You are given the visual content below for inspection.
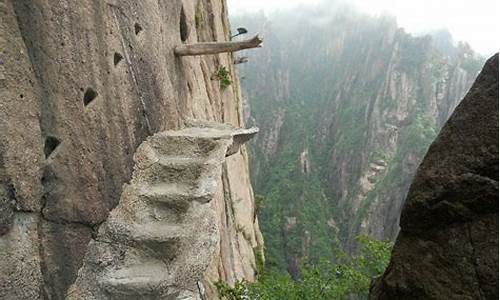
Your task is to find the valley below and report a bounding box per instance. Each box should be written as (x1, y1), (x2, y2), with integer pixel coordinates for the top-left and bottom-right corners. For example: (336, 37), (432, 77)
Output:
(233, 4), (485, 274)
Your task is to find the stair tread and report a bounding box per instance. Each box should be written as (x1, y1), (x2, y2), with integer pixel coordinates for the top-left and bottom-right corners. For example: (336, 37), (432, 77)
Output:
(100, 263), (171, 291)
(159, 126), (259, 139)
(126, 223), (187, 242)
(157, 156), (208, 165)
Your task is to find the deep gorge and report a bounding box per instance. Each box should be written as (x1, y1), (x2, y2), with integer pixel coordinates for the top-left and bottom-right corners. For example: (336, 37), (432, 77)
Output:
(233, 5), (484, 274)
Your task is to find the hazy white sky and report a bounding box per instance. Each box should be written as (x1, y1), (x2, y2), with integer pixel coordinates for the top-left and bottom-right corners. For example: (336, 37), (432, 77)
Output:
(227, 0), (499, 55)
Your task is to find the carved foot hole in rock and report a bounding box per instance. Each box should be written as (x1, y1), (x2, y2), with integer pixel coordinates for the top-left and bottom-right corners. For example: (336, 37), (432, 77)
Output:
(83, 88), (98, 106)
(134, 23), (143, 35)
(180, 7), (189, 42)
(114, 52), (123, 66)
(44, 136), (61, 158)
(19, 94), (24, 98)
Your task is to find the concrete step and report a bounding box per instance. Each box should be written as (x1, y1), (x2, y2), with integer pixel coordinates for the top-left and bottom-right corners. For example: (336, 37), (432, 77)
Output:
(146, 125), (258, 158)
(138, 182), (216, 210)
(71, 121), (259, 299)
(102, 222), (187, 259)
(127, 223), (187, 259)
(145, 134), (226, 159)
(135, 156), (216, 186)
(99, 263), (170, 296)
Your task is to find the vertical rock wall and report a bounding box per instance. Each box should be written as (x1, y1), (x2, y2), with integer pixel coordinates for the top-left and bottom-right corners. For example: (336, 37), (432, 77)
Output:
(370, 54), (498, 300)
(0, 0), (262, 299)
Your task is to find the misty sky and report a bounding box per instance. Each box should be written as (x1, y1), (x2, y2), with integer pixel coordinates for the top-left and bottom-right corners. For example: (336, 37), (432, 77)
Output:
(227, 0), (499, 55)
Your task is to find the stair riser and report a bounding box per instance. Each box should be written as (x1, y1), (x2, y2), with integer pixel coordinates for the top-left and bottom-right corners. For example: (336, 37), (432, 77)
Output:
(141, 194), (212, 212)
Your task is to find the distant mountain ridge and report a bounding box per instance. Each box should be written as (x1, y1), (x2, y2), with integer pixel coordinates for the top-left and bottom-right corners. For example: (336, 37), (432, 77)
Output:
(233, 4), (484, 273)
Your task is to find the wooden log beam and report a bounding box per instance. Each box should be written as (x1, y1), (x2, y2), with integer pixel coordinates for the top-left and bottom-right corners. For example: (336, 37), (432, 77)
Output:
(175, 34), (263, 57)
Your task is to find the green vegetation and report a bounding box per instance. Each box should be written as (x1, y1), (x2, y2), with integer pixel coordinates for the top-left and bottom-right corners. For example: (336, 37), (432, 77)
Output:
(254, 194), (265, 215)
(194, 1), (204, 29)
(214, 66), (232, 90)
(216, 236), (393, 300)
(254, 245), (265, 275)
(233, 4), (484, 289)
(195, 15), (202, 28)
(253, 106), (336, 270)
(353, 112), (439, 230)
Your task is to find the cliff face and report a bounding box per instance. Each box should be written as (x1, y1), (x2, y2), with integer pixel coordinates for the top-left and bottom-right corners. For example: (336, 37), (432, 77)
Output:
(234, 7), (483, 272)
(0, 0), (262, 299)
(370, 53), (498, 300)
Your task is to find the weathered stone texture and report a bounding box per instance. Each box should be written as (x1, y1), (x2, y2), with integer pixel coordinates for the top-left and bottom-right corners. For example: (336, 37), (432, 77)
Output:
(369, 54), (498, 300)
(0, 0), (262, 298)
(68, 123), (257, 299)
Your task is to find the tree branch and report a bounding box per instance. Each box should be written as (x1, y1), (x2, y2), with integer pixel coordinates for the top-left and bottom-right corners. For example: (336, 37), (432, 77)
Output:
(174, 34), (263, 57)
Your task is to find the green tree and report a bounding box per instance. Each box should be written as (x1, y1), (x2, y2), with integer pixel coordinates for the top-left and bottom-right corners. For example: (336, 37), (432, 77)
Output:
(216, 236), (393, 300)
(214, 66), (232, 90)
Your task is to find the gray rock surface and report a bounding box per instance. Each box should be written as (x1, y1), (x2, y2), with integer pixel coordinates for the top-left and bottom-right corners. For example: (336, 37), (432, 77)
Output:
(68, 122), (257, 299)
(369, 53), (498, 299)
(0, 0), (263, 298)
(0, 213), (44, 299)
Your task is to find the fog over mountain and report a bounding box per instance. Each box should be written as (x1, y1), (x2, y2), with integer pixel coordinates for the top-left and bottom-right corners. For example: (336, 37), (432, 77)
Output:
(228, 0), (499, 55)
(233, 2), (484, 274)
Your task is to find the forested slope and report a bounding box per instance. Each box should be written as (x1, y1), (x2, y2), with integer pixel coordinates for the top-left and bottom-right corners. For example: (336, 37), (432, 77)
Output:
(233, 5), (484, 273)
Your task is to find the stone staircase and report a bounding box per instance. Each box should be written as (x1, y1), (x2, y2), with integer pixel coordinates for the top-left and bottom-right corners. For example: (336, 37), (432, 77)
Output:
(67, 121), (258, 300)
